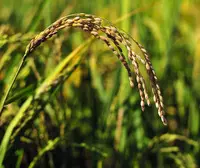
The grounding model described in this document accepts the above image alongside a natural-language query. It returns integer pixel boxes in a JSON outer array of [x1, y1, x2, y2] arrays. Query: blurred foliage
[[0, 0, 200, 167]]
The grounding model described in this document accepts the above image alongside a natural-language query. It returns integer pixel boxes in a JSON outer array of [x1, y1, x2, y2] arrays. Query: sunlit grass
[[0, 0, 199, 167]]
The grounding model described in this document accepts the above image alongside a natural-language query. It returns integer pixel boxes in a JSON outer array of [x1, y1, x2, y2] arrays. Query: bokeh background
[[0, 0, 200, 167]]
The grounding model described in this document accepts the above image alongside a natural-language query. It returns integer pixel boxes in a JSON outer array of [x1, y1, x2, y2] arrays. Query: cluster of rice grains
[[26, 13, 167, 125]]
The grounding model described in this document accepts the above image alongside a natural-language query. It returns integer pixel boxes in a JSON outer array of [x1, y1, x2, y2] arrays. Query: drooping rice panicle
[[18, 13, 167, 125]]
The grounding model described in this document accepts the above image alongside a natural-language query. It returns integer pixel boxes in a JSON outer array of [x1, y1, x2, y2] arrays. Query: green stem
[[0, 52, 28, 117]]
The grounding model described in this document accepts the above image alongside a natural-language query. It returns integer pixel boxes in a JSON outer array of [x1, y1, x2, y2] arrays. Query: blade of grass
[[28, 137, 60, 168], [0, 38, 93, 167], [89, 53, 107, 102], [114, 1, 155, 24], [26, 0, 50, 32], [5, 84, 35, 105]]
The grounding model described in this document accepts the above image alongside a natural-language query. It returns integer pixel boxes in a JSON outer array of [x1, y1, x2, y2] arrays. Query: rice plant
[[0, 0, 199, 167]]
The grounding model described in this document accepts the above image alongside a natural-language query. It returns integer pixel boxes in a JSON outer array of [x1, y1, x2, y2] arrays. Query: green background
[[0, 0, 199, 167]]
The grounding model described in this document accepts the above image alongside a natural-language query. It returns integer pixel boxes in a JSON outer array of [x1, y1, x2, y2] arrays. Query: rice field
[[0, 0, 199, 167]]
